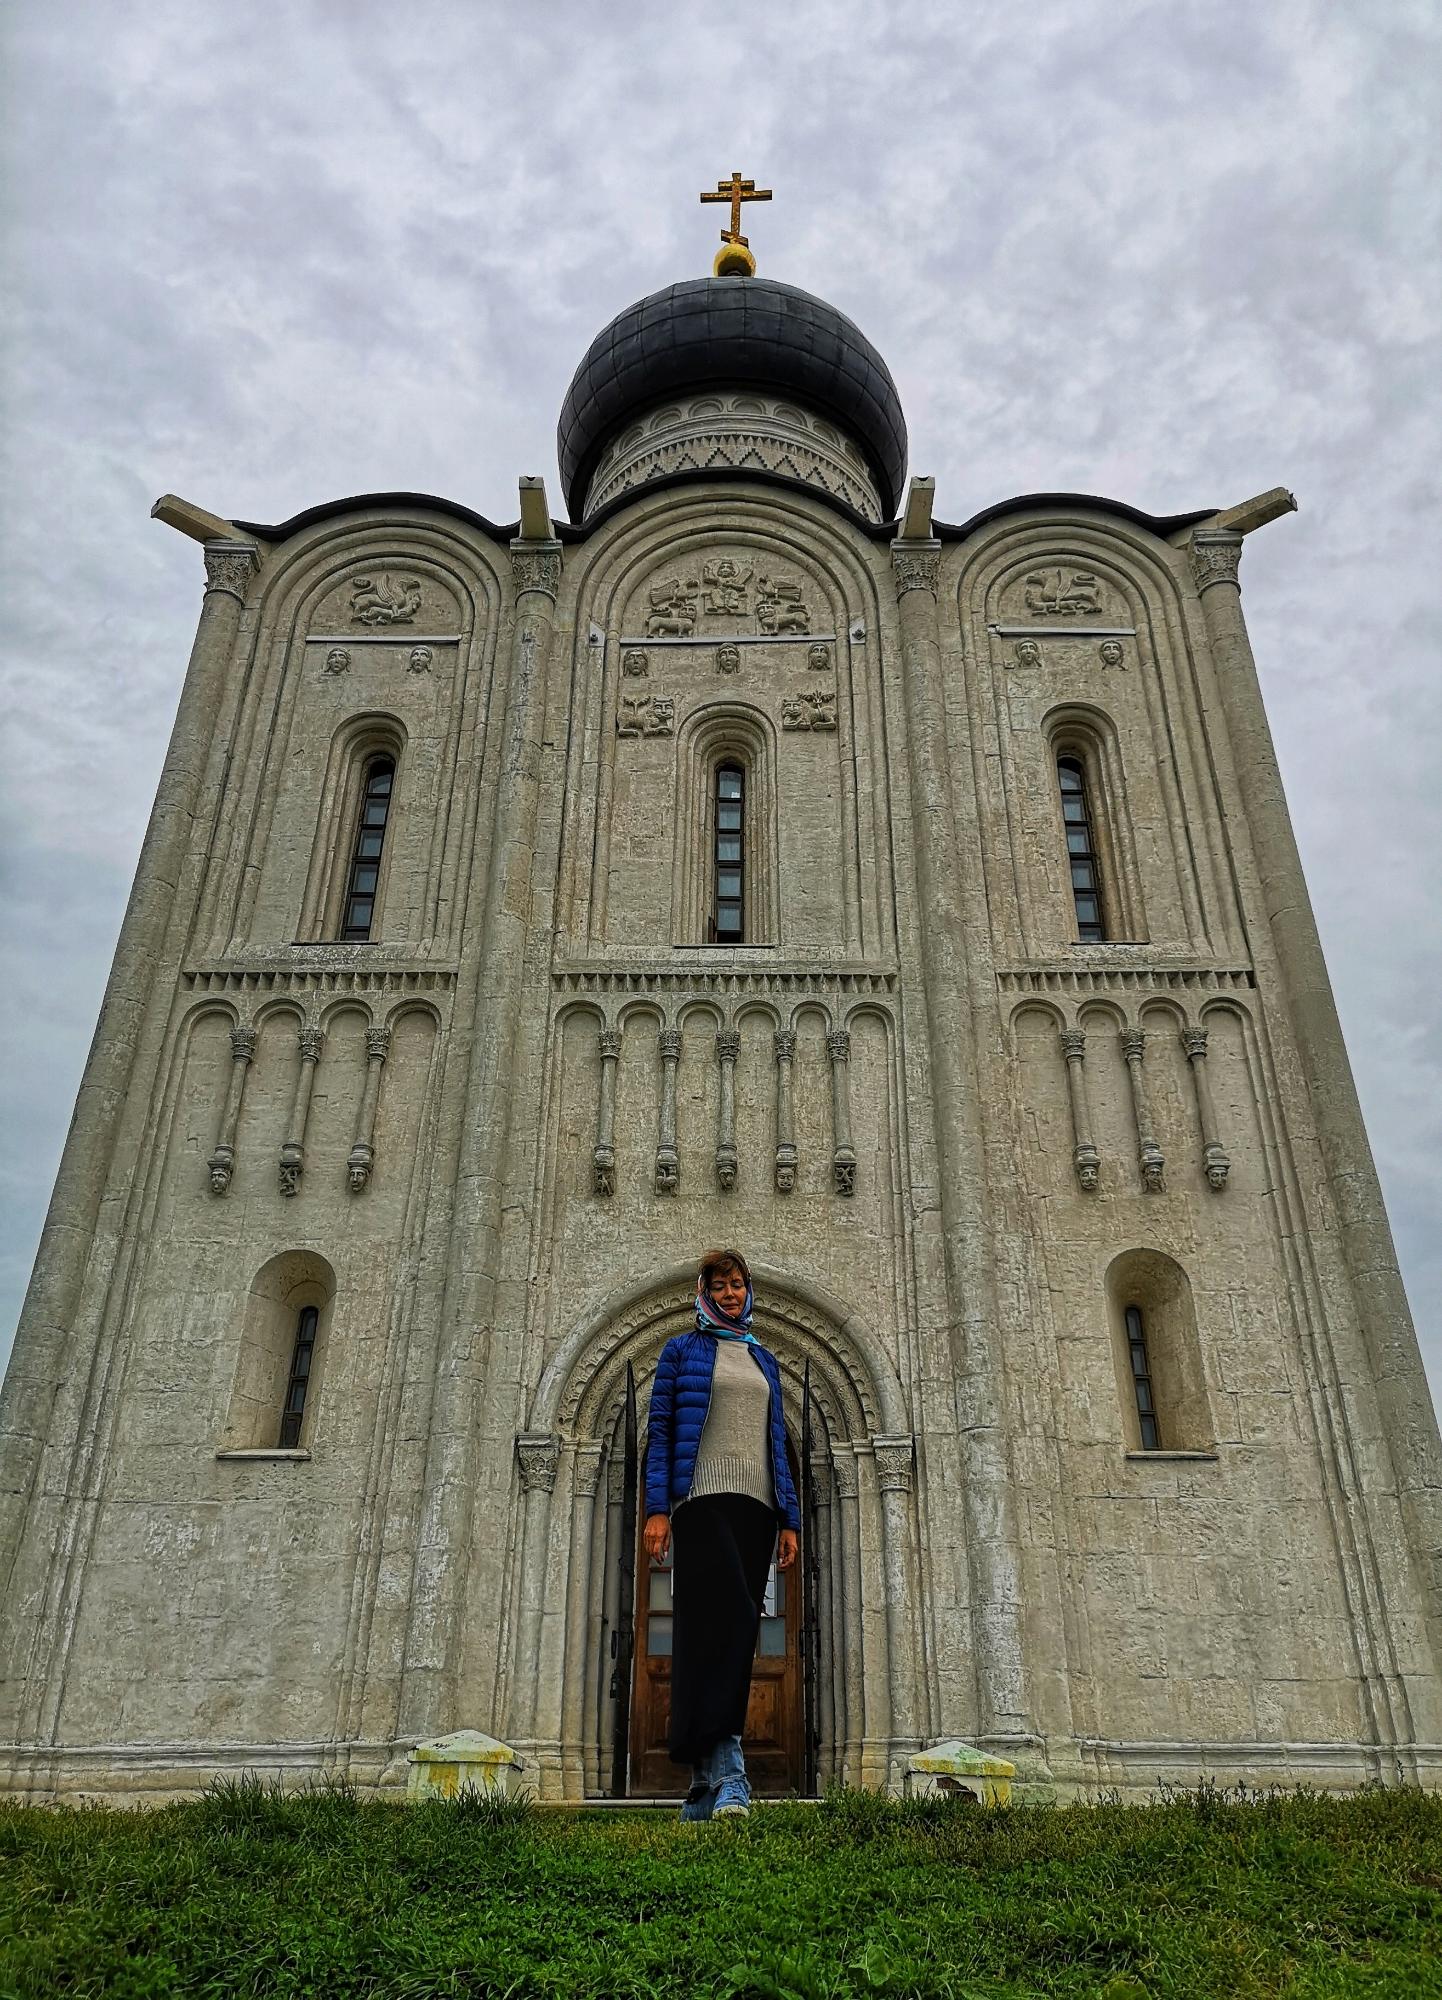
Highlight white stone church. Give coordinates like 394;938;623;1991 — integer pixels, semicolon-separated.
3;197;1439;1803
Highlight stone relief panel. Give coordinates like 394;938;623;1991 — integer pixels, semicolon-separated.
628;550;819;644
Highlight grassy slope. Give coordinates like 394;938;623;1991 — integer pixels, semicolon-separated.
0;1782;1439;1998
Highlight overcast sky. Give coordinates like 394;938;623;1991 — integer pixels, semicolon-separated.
1;2;1438;1412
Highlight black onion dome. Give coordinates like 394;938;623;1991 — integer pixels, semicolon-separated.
557;276;908;520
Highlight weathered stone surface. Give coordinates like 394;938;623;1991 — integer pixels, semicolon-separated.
1;416;1439;1808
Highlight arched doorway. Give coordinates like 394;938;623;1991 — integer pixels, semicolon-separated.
517;1263;917;1800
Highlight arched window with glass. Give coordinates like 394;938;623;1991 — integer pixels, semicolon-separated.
278;1304;319;1449
711;763;745;942
1057;755;1105;942
340;755;394;941
1124;1304;1160;1450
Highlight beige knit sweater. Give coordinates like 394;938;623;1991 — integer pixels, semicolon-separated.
680;1338;775;1512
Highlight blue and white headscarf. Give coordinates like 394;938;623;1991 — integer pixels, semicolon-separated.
695;1275;756;1344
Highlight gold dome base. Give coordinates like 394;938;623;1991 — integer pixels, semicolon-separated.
713;241;756;278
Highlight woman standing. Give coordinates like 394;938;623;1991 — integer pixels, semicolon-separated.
643;1248;801;1820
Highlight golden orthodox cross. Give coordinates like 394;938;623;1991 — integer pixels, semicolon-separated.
700;170;773;249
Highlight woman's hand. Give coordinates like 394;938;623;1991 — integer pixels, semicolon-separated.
642;1513;671;1564
777;1528;799;1572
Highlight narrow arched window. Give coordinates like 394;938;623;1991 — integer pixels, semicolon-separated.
711;763;745;942
340;756;394;941
278;1305;319;1449
1124;1304;1160;1450
1058;756;1105;942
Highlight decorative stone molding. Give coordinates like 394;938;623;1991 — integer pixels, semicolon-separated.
573;1443;606;1499
1119;1028;1165;1192
1188;532;1243;595
715;1031;740;1190
872;1436;915;1494
827;1030;857;1195
1058;1028;1100;1192
207;1023;257;1194
585;391;882;520
279;1025;325;1197
1181;1027;1231;1189
773;1030;798;1193
890;545;941;598
830;1451;860;1501
617;693;675;738
509;544;562;600
347;1025;392;1193
593;1029;622;1197
516;1434;560;1494
202;540;261;603
781;689;837;731
655;1028;681;1194
554;964;896;1002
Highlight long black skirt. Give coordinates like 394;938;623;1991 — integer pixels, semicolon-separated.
667;1493;777;1767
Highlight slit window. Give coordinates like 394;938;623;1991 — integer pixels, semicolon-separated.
1058;756;1105;942
712;764;745;942
341;756;394;941
278;1305;319;1449
1124;1303;1160;1450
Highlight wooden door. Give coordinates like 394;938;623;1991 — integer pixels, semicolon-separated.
629;1519;803;1796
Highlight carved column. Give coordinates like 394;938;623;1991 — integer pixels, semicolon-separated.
655;1029;681;1193
831;1448;865;1783
773;1030;798;1192
1180;1028;1230;1190
207;1025;257;1195
827;1029;856;1195
593;1029;621;1196
890;534;1036;1755
0;538;262;1645
399;533;563;1737
809;1452;835;1777
347;1025;391;1192
1119;1028;1165;1192
278;1026;324;1196
512;1432;560;1740
1059;1028;1100;1191
715;1030;740;1190
559;1443;605;1794
872;1435;920;1750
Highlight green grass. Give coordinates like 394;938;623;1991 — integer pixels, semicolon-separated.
1;1779;1439;1998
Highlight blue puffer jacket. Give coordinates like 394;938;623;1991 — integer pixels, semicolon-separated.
645;1331;801;1532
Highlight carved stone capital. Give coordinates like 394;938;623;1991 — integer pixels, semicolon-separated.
573;1443;606;1499
658;1029;682;1062
598;1030;623;1061
890;544;941;598
1181;1028;1209;1062
716;1149;738;1192
830;1451;859;1501
203;539;261;602
592;1147;615;1196
298;1027;325;1063
655;1152;680;1195
716;1031;741;1063
774;1156;797;1194
1188;532;1243;594
872;1435;914;1494
229;1026;258;1063
516;1434;560;1494
347;1145;373;1193
1073;1143;1100;1192
826;1029;851;1063
833;1152;857;1197
1205;1146;1231;1191
509;542;562;600
278;1153;303;1198
207;1148;233;1196
774;1030;796;1063
1059;1028;1087;1062
1140;1145;1166;1193
1120;1028;1146;1062
365;1026;392;1064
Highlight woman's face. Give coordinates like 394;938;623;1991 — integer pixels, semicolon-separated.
709;1263;748;1317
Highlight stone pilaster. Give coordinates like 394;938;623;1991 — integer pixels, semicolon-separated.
827;1029;856;1195
1119;1028;1165;1192
207;1025;258;1195
279;1026;324;1197
655;1029;681;1194
715;1030;740;1191
1180;1028;1230;1190
347;1026;391;1193
593;1029;621;1196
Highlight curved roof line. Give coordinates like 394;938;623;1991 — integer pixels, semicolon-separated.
231;479;1216;548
